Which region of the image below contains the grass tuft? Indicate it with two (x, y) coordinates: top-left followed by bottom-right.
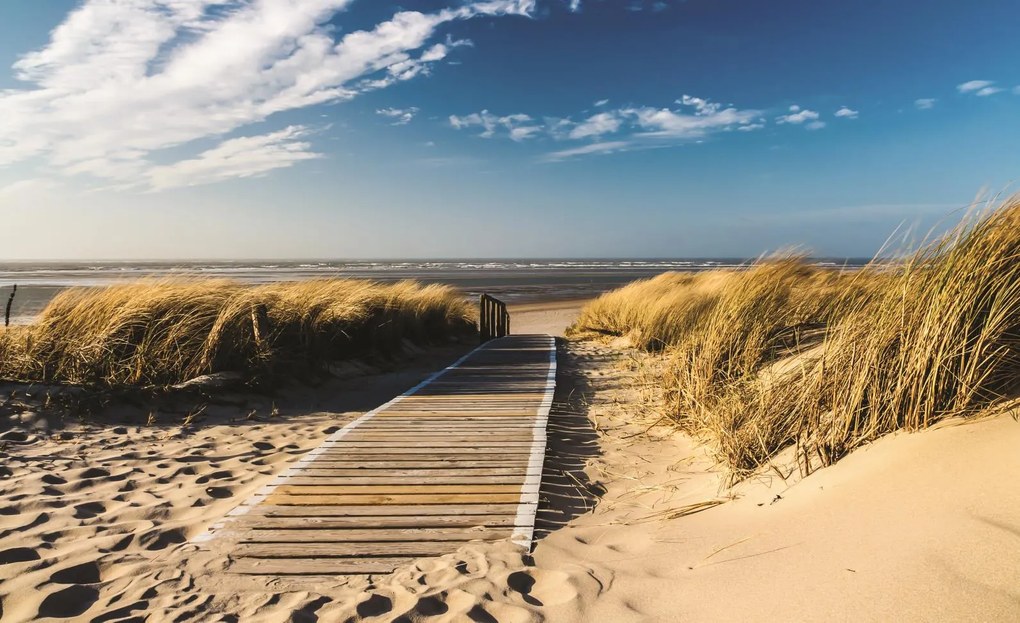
(0, 279), (473, 387)
(570, 194), (1020, 478)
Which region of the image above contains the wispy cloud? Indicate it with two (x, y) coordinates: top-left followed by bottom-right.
(542, 141), (632, 161)
(377, 107), (420, 125)
(147, 126), (322, 191)
(451, 94), (765, 160)
(834, 106), (859, 119)
(914, 98), (937, 110)
(594, 98), (610, 107)
(449, 110), (543, 141)
(0, 0), (536, 190)
(957, 80), (1002, 96)
(569, 112), (623, 139)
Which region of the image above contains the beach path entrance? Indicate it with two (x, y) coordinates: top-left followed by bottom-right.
(194, 334), (556, 576)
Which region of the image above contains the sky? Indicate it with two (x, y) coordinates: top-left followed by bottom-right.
(0, 0), (1018, 260)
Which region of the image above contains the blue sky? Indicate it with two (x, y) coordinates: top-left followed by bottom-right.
(0, 0), (1018, 259)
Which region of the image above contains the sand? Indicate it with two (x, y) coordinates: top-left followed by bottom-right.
(1, 314), (1018, 621)
(508, 299), (590, 336)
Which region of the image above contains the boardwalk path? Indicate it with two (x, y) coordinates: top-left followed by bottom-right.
(195, 334), (556, 576)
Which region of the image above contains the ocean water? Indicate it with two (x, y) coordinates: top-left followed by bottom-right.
(0, 259), (869, 324)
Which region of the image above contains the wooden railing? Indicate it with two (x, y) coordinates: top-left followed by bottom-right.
(479, 294), (510, 343)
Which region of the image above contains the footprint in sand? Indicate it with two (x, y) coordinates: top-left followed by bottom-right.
(139, 527), (186, 551)
(356, 594), (393, 618)
(50, 560), (101, 584)
(205, 486), (233, 499)
(74, 502), (106, 519)
(195, 470), (233, 484)
(412, 595), (450, 617)
(0, 546), (41, 564)
(37, 585), (99, 618)
(78, 467), (111, 480)
(507, 569), (577, 607)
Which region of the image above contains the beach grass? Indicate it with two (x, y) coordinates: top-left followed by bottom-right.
(0, 279), (474, 387)
(570, 194), (1020, 477)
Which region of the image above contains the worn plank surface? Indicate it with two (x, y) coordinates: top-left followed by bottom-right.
(195, 334), (555, 577)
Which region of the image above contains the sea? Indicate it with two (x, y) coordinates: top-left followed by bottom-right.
(0, 259), (869, 325)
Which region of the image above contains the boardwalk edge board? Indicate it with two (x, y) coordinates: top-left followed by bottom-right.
(511, 335), (555, 547)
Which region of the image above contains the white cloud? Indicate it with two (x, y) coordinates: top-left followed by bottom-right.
(0, 0), (536, 191)
(147, 126), (322, 191)
(957, 80), (995, 93)
(914, 98), (936, 110)
(377, 107), (420, 125)
(569, 112), (622, 139)
(569, 0), (582, 11)
(625, 102), (761, 138)
(806, 120), (826, 130)
(776, 105), (821, 125)
(834, 106), (858, 119)
(594, 98), (609, 107)
(976, 86), (1002, 96)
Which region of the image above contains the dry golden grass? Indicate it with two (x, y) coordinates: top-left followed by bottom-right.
(0, 279), (473, 387)
(570, 194), (1020, 478)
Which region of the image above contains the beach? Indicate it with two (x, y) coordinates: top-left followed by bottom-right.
(2, 269), (1019, 621)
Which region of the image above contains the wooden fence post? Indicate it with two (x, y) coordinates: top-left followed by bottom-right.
(4, 285), (16, 328)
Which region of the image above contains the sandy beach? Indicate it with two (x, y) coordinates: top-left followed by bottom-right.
(2, 296), (1017, 621)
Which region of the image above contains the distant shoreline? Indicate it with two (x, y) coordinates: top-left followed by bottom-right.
(0, 258), (868, 325)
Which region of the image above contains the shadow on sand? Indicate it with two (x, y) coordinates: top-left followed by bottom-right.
(533, 338), (607, 540)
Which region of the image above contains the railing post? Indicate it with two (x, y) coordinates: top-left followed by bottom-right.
(479, 293), (511, 342)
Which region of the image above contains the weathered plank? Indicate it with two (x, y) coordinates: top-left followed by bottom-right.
(273, 484), (523, 495)
(231, 558), (414, 576)
(243, 515), (523, 529)
(246, 503), (526, 517)
(240, 527), (513, 542)
(264, 492), (524, 506)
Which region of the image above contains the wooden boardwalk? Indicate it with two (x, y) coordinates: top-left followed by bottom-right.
(194, 334), (556, 576)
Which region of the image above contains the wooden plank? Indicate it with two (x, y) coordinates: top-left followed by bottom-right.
(231, 557), (412, 576)
(247, 503), (525, 517)
(321, 441), (536, 448)
(274, 484), (522, 495)
(243, 515), (523, 529)
(241, 527), (513, 542)
(298, 460), (531, 468)
(294, 468), (528, 477)
(281, 476), (526, 485)
(237, 541), (462, 557)
(264, 493), (524, 505)
(313, 447), (536, 454)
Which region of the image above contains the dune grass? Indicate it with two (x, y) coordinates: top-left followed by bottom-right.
(570, 195), (1020, 478)
(0, 279), (474, 387)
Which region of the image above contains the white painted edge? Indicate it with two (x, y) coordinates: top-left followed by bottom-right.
(190, 340), (492, 545)
(510, 335), (556, 549)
